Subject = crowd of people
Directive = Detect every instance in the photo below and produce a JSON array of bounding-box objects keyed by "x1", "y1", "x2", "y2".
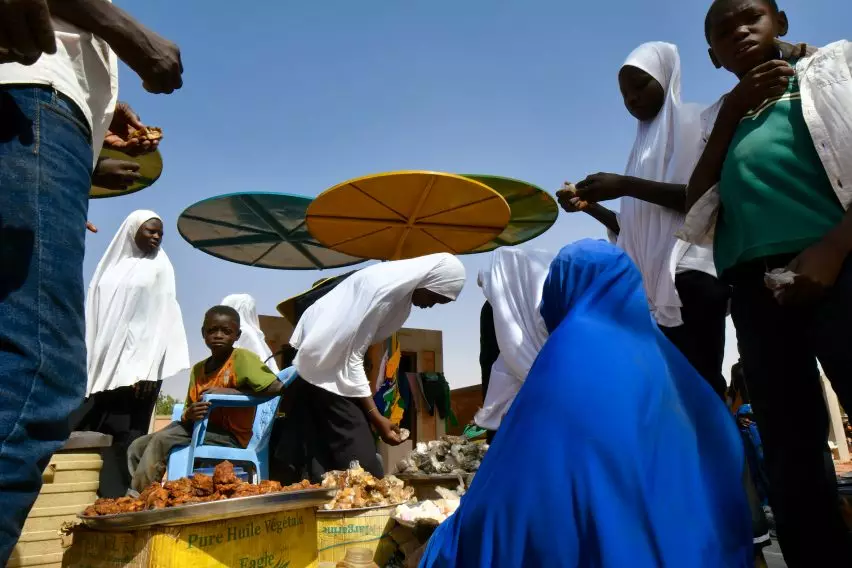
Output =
[{"x1": 1, "y1": 0, "x2": 851, "y2": 567}]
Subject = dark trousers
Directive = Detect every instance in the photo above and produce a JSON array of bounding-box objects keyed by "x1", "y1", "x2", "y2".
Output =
[
  {"x1": 728, "y1": 254, "x2": 852, "y2": 567},
  {"x1": 70, "y1": 381, "x2": 162, "y2": 498},
  {"x1": 276, "y1": 378, "x2": 382, "y2": 483},
  {"x1": 660, "y1": 270, "x2": 730, "y2": 399}
]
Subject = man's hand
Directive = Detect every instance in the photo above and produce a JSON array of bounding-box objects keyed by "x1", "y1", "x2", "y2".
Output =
[
  {"x1": 0, "y1": 0, "x2": 55, "y2": 65},
  {"x1": 183, "y1": 401, "x2": 211, "y2": 423},
  {"x1": 103, "y1": 102, "x2": 159, "y2": 156},
  {"x1": 91, "y1": 157, "x2": 141, "y2": 190},
  {"x1": 86, "y1": 221, "x2": 98, "y2": 233},
  {"x1": 374, "y1": 415, "x2": 402, "y2": 446},
  {"x1": 775, "y1": 240, "x2": 847, "y2": 306},
  {"x1": 574, "y1": 173, "x2": 628, "y2": 203},
  {"x1": 724, "y1": 60, "x2": 795, "y2": 119},
  {"x1": 115, "y1": 29, "x2": 183, "y2": 94}
]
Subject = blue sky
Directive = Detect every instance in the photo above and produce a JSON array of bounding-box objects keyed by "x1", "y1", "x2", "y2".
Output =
[{"x1": 87, "y1": 0, "x2": 850, "y2": 397}]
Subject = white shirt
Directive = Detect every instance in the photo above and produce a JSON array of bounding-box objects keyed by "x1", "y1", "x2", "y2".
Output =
[
  {"x1": 679, "y1": 40, "x2": 852, "y2": 246},
  {"x1": 0, "y1": 13, "x2": 119, "y2": 165}
]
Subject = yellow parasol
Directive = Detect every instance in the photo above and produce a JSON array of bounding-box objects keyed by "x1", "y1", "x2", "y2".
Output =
[{"x1": 306, "y1": 171, "x2": 510, "y2": 261}]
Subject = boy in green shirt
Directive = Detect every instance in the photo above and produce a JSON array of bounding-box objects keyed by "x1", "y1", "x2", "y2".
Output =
[
  {"x1": 127, "y1": 306, "x2": 283, "y2": 493},
  {"x1": 686, "y1": 0, "x2": 852, "y2": 564}
]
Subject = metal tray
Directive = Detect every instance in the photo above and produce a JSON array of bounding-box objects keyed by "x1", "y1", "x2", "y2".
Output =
[{"x1": 78, "y1": 488, "x2": 336, "y2": 531}]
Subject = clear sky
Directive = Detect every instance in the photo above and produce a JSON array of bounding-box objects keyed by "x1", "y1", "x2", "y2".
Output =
[{"x1": 86, "y1": 0, "x2": 850, "y2": 397}]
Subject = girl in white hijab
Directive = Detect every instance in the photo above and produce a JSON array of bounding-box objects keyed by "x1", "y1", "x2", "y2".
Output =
[
  {"x1": 557, "y1": 42, "x2": 729, "y2": 399},
  {"x1": 221, "y1": 294, "x2": 280, "y2": 374},
  {"x1": 474, "y1": 248, "x2": 551, "y2": 433},
  {"x1": 72, "y1": 210, "x2": 189, "y2": 496},
  {"x1": 286, "y1": 253, "x2": 466, "y2": 479}
]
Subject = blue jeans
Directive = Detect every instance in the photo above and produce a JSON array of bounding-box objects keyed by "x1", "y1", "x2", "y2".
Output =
[{"x1": 0, "y1": 86, "x2": 92, "y2": 563}]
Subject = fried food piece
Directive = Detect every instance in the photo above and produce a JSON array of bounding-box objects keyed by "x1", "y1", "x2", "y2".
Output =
[
  {"x1": 113, "y1": 496, "x2": 145, "y2": 513},
  {"x1": 190, "y1": 472, "x2": 215, "y2": 496},
  {"x1": 233, "y1": 484, "x2": 263, "y2": 498},
  {"x1": 213, "y1": 461, "x2": 241, "y2": 495},
  {"x1": 145, "y1": 486, "x2": 170, "y2": 510},
  {"x1": 84, "y1": 499, "x2": 122, "y2": 516},
  {"x1": 129, "y1": 126, "x2": 163, "y2": 141},
  {"x1": 258, "y1": 480, "x2": 282, "y2": 494},
  {"x1": 164, "y1": 477, "x2": 193, "y2": 498}
]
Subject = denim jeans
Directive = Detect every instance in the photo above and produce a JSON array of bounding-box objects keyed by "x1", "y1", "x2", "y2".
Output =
[
  {"x1": 728, "y1": 254, "x2": 852, "y2": 567},
  {"x1": 0, "y1": 86, "x2": 92, "y2": 564}
]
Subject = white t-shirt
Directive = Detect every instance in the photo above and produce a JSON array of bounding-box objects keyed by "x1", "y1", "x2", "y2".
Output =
[{"x1": 0, "y1": 14, "x2": 119, "y2": 166}]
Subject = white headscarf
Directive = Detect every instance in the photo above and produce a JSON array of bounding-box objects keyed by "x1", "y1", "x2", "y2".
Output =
[
  {"x1": 291, "y1": 253, "x2": 466, "y2": 398},
  {"x1": 616, "y1": 42, "x2": 712, "y2": 328},
  {"x1": 221, "y1": 293, "x2": 280, "y2": 374},
  {"x1": 474, "y1": 248, "x2": 552, "y2": 431},
  {"x1": 85, "y1": 210, "x2": 190, "y2": 396}
]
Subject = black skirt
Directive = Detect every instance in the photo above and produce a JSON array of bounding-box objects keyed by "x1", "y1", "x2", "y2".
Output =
[
  {"x1": 69, "y1": 380, "x2": 161, "y2": 497},
  {"x1": 274, "y1": 377, "x2": 382, "y2": 483}
]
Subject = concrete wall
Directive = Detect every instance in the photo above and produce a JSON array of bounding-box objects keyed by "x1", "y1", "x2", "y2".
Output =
[
  {"x1": 258, "y1": 315, "x2": 295, "y2": 370},
  {"x1": 447, "y1": 385, "x2": 483, "y2": 436}
]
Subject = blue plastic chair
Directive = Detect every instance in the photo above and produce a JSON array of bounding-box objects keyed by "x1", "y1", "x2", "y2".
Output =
[{"x1": 166, "y1": 367, "x2": 298, "y2": 483}]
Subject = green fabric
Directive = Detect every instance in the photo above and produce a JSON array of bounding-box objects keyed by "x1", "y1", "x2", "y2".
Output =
[
  {"x1": 715, "y1": 68, "x2": 843, "y2": 275},
  {"x1": 231, "y1": 348, "x2": 278, "y2": 392}
]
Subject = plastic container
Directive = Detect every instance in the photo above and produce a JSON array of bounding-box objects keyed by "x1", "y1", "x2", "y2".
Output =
[{"x1": 335, "y1": 548, "x2": 378, "y2": 568}]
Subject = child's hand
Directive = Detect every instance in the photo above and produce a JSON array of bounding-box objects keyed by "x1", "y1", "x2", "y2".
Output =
[
  {"x1": 574, "y1": 173, "x2": 627, "y2": 203},
  {"x1": 556, "y1": 183, "x2": 589, "y2": 213},
  {"x1": 184, "y1": 401, "x2": 211, "y2": 422},
  {"x1": 725, "y1": 60, "x2": 794, "y2": 118}
]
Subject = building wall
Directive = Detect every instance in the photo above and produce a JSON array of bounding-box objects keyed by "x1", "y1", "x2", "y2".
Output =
[{"x1": 447, "y1": 384, "x2": 483, "y2": 436}]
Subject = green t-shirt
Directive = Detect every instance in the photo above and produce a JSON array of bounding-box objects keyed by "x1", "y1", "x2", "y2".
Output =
[{"x1": 715, "y1": 66, "x2": 843, "y2": 275}]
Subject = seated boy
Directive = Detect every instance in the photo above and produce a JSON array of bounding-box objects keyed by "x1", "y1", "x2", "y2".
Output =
[
  {"x1": 127, "y1": 305, "x2": 283, "y2": 493},
  {"x1": 682, "y1": 0, "x2": 852, "y2": 564}
]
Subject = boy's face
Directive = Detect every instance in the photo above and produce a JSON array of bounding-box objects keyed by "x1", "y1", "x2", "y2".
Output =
[
  {"x1": 202, "y1": 313, "x2": 241, "y2": 356},
  {"x1": 707, "y1": 0, "x2": 788, "y2": 78}
]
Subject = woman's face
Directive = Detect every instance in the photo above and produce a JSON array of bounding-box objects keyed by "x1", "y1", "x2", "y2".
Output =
[
  {"x1": 134, "y1": 218, "x2": 163, "y2": 254},
  {"x1": 412, "y1": 289, "x2": 452, "y2": 309},
  {"x1": 618, "y1": 65, "x2": 665, "y2": 122}
]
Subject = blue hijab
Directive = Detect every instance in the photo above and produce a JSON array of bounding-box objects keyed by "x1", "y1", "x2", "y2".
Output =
[{"x1": 420, "y1": 240, "x2": 752, "y2": 568}]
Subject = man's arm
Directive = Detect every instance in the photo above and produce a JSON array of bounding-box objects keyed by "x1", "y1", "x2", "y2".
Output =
[{"x1": 46, "y1": 0, "x2": 182, "y2": 93}]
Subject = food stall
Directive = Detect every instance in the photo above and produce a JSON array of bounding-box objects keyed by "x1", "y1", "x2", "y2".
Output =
[{"x1": 54, "y1": 171, "x2": 554, "y2": 567}]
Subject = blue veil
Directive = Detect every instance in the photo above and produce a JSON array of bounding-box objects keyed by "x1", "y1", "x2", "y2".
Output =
[{"x1": 420, "y1": 240, "x2": 752, "y2": 567}]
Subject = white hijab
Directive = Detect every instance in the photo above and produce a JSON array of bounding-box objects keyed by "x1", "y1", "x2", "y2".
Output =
[
  {"x1": 474, "y1": 248, "x2": 551, "y2": 431},
  {"x1": 617, "y1": 42, "x2": 709, "y2": 328},
  {"x1": 291, "y1": 254, "x2": 466, "y2": 398},
  {"x1": 221, "y1": 293, "x2": 280, "y2": 374},
  {"x1": 85, "y1": 210, "x2": 190, "y2": 396}
]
